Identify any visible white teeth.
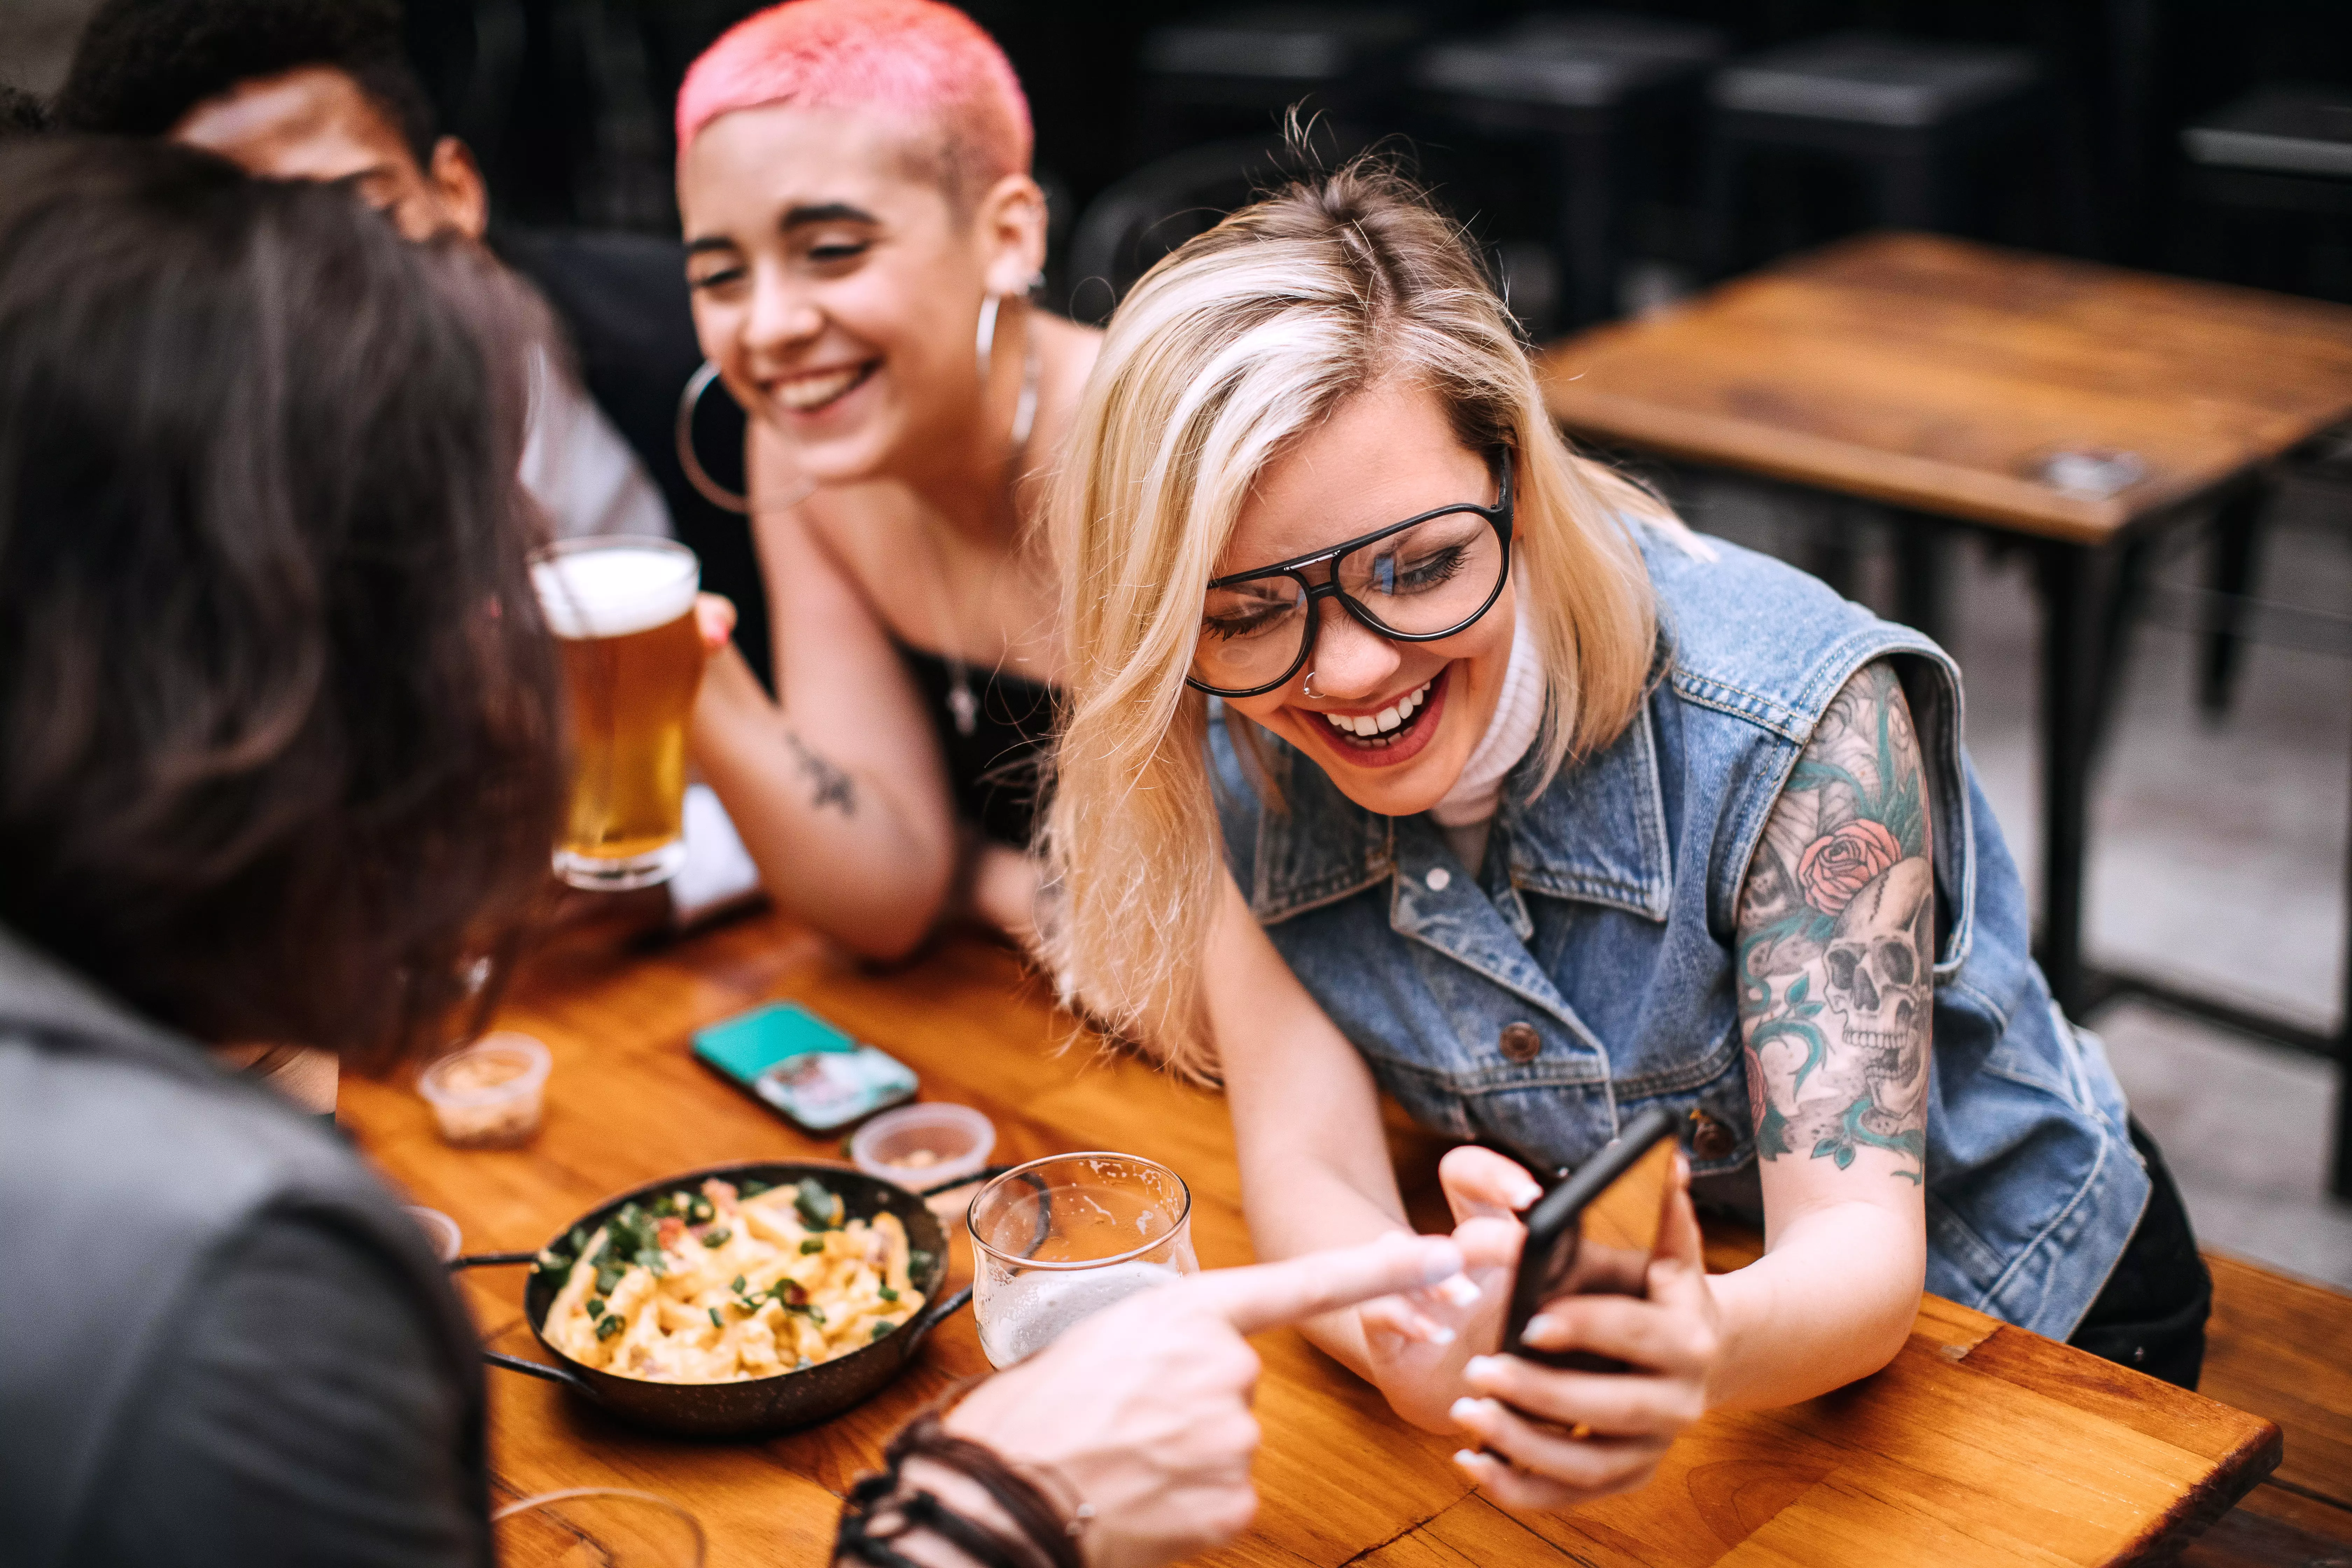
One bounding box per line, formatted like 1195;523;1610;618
776;364;866;410
1319;677;1437;743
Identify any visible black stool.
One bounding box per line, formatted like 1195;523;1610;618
1064;137;1304;322
1416;10;1727;329
1702;30;2042;273
1135;5;1426;160
2179;86;2352;713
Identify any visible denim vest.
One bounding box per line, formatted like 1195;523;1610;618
1209;533;2148;1340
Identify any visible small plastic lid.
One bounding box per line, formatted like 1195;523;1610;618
851;1102;996;1189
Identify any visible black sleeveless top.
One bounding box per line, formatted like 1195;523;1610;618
894;641;1059;850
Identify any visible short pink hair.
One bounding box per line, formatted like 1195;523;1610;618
676;0;1032;197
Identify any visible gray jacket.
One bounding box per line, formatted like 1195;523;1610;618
0;928;493;1567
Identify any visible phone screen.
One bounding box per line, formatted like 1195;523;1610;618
692;1002;918;1134
1503;1110;1679;1371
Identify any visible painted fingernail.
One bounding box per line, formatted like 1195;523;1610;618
1435;1274;1482;1309
1525;1313;1564;1342
1448;1396;1483;1424
1419;1241;1467;1286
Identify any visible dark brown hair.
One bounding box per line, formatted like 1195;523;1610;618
0;136;564;1068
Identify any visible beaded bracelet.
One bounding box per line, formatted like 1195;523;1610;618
835;1414;1085;1568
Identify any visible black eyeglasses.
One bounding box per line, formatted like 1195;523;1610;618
1186;454;1514;699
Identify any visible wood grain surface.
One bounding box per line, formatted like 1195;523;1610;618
1536;233;2352;541
340;907;2282;1567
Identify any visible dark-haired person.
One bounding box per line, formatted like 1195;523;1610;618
0;134;1467;1568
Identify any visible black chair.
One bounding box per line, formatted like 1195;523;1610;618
1064;138;1309;323
1415;10;1727;329
1701;30;2042;274
1134;5;1427;160
2179;85;2352;713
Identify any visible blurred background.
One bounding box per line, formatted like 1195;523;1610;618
4;0;2350;1286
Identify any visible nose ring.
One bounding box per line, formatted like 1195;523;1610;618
1302;668;1321;700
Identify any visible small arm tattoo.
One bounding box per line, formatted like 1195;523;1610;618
784;730;857;817
1735;660;1933;1185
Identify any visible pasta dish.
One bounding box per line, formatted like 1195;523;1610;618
533;1175;929;1383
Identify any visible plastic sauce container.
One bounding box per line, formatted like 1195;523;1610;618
851;1102;996;1190
417;1032;550;1148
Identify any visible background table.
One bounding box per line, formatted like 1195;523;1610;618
1536;232;2352;1196
341;909;2280;1567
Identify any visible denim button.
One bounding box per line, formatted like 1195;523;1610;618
1425;867;1451;891
1688;1109;1736;1160
1498;1021;1541;1062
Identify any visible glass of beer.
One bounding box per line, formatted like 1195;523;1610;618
967;1152;1198;1368
530;536;704;891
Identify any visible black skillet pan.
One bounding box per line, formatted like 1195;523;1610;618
451;1159;1002;1438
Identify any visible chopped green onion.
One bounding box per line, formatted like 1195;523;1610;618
870;1322;895;1342
799;1238;825;1255
908;1249;936;1277
739;1179;772;1197
701;1227;732;1248
709;1307;724;1328
690;1198;715;1224
877;1287;899;1303
586;1297;606;1318
785;1302;828;1325
595;1314;624;1340
794;1178;839;1231
729;1275;747;1294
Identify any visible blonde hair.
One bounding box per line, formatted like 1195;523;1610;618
1043;160;1674;1077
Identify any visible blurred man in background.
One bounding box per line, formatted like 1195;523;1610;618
59;0;676;550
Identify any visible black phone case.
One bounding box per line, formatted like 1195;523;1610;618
1499;1104;1682;1371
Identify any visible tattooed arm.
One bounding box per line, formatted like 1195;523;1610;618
689;439;960;960
1704;659;1933;1410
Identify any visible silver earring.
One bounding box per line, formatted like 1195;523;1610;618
674;360;749;514
975;292;1002;385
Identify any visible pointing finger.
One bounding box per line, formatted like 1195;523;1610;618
1177;1233;1467;1336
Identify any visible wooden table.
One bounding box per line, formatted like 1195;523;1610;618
342;909;2282;1567
1535;231;2352;1195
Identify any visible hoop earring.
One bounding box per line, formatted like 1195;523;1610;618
975;291;1003;385
675;360;749;514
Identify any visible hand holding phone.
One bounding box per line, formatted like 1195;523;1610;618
1446;1108;1720;1512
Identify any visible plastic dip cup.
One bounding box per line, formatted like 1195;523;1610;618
850;1103;997;1190
417;1031;551;1148
967;1151;1197;1368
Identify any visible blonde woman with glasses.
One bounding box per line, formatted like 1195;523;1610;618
1043;162;2206;1510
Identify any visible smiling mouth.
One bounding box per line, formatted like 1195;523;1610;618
770;360;876;413
1318;677;1435;750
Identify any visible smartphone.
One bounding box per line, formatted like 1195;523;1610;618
692;1001;918;1135
1499;1104;1682;1373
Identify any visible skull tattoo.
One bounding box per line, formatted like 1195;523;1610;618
1822;857;1933;1129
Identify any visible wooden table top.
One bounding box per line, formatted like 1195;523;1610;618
1536;232;2352;543
341;906;2282;1567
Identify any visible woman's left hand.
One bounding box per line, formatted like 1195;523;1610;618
1448;1152;1721;1511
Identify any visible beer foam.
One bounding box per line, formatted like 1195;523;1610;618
532;544;699;639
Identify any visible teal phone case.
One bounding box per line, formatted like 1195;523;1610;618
692;1002;917;1133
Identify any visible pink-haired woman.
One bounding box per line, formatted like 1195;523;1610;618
677;0;1094;958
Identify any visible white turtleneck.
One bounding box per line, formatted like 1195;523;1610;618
1428;610;1545;876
